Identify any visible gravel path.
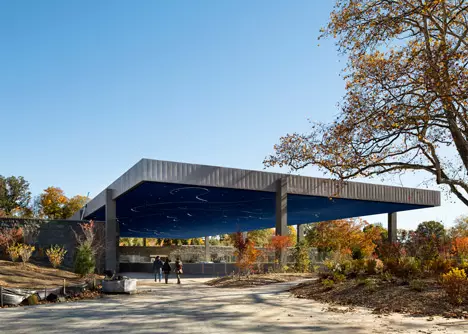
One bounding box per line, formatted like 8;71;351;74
1;277;468;333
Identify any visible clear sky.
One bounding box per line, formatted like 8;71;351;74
1;1;466;230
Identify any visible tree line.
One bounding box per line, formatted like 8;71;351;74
0;175;87;220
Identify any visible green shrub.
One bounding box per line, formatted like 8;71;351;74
46;245;67;268
321;278;335;289
363;278;377;292
380;271;393;282
332;272;346;283
352;247;364;260
441;268;468;305
409;279;426;292
293;241;311;273
74;242;95;276
346;259;365;277
357;277;370;286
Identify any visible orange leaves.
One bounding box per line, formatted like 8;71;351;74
310;218;380;257
233;232;261;273
268;235;293;251
39;187;88;220
453;237;468;260
0;226;23;252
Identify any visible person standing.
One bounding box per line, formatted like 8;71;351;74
152;256;163;282
175;257;183;284
162;257;172;284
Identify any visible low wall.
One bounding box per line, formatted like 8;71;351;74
120;262;279;276
120;245;320;264
0;218;105;270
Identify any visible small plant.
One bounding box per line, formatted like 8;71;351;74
427;258;452;275
321;278;335;289
74;242;96;276
332;272;346;283
409;279;426;292
294;241;311;273
363;278;377;292
46;245;67;268
380;271;393;282
18;244;35;265
347;259;365;277
441;268;468;305
7;244;21;262
357;277;373;287
366;258;383;275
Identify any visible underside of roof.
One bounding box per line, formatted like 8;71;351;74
72;159;440;238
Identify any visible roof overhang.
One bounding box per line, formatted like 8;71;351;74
71;159;440;238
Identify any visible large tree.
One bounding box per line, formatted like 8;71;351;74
265;0;468;205
0;176;31;217
39;187;88;219
416;220;446;239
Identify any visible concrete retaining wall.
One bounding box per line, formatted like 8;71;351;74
120;262;280;276
0;218;105;270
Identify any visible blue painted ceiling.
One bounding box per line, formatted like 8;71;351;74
86;181;430;238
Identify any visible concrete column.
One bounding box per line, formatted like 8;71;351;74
242;232;248;241
275;178;288;265
205;236;210;262
297;224;305;244
105;189;118;273
388;212;397;242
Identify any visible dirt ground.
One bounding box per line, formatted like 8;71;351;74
206;273;315;288
290;277;468;318
0;260;88;288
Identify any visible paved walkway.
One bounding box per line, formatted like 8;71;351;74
1;276;468;333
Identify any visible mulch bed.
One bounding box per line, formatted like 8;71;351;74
206;273;315;288
290;277;468;318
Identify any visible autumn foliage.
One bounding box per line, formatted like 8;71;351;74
308;218;381;258
233;232;261;273
39;187;88;219
265;0;468;206
452;237;468;260
0;226;23;254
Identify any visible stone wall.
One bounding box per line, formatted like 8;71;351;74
119;245;237;263
0;218;105;270
119;245;321;264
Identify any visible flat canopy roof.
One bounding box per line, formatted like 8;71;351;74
74;159;440;239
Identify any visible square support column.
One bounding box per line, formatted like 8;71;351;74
275;178;288;265
242;232;248;241
297;224;305;244
205;236;210;262
105;189;119;273
388;212;397;243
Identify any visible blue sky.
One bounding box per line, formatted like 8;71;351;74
0;1;465;229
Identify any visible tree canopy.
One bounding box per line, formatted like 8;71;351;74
264;0;468;205
416;220;446;239
39;187;88;219
0;176;32;217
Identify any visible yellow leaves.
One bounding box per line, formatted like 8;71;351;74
39;187;88;220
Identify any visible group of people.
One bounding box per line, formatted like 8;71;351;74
152;256;183;284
